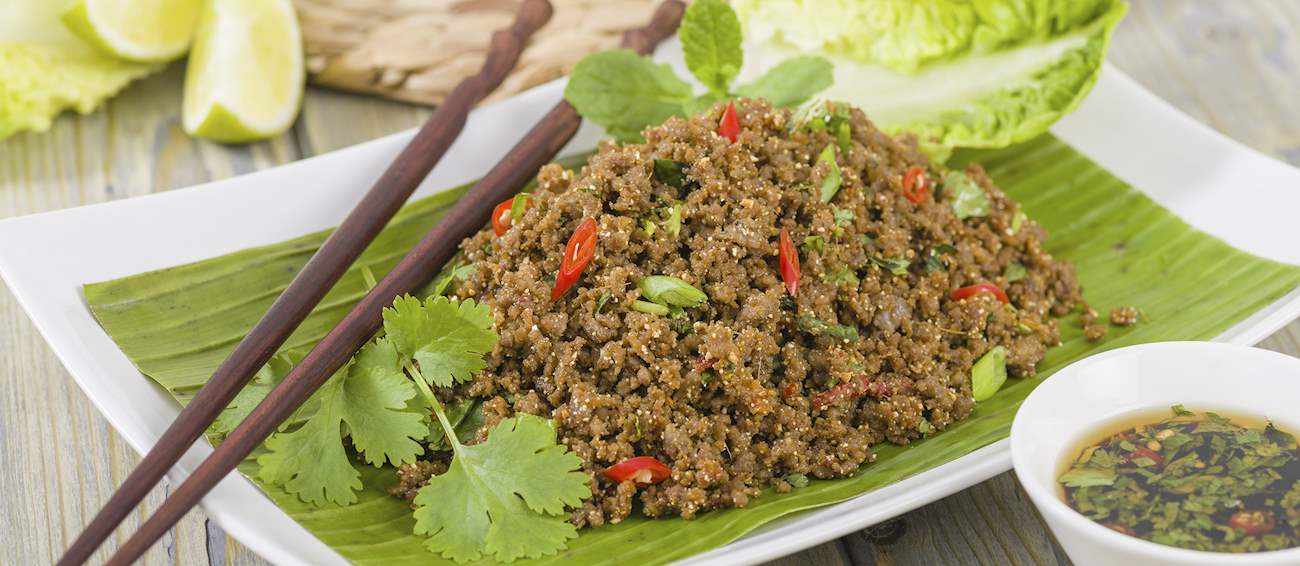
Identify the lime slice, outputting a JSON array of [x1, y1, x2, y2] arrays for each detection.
[[61, 0, 201, 63], [183, 0, 303, 143]]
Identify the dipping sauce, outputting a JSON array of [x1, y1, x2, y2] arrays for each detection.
[[1058, 405, 1300, 553]]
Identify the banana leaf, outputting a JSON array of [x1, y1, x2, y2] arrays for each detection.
[[84, 134, 1300, 565]]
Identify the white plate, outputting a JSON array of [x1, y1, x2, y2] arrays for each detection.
[[4, 49, 1300, 564]]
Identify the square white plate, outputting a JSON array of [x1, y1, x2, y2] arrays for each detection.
[[4, 53, 1300, 564]]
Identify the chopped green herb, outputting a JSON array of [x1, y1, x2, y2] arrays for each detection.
[[797, 316, 858, 341], [1004, 262, 1027, 283], [785, 473, 810, 488], [970, 346, 1007, 402], [822, 268, 859, 286], [925, 244, 956, 273], [638, 275, 708, 308], [663, 201, 683, 237], [641, 218, 657, 236], [701, 370, 716, 385], [594, 291, 613, 314], [946, 170, 991, 219], [653, 159, 688, 189], [871, 256, 910, 276], [1059, 408, 1300, 553], [818, 144, 842, 203], [802, 235, 825, 253], [1058, 466, 1116, 487], [510, 192, 531, 221], [917, 419, 933, 435], [1010, 209, 1028, 234], [430, 261, 476, 298], [832, 207, 854, 227], [632, 299, 670, 316], [789, 98, 854, 152]]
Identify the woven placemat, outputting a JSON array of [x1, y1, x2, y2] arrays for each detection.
[[296, 0, 662, 106]]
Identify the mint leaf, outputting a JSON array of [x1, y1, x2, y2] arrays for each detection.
[[683, 92, 727, 116], [413, 414, 590, 563], [257, 340, 427, 505], [735, 55, 833, 108], [382, 295, 497, 387], [564, 49, 692, 141], [679, 0, 743, 94]]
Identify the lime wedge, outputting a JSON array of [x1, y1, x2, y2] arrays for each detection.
[[183, 0, 303, 143], [61, 0, 201, 63]]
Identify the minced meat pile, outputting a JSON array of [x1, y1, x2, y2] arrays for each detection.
[[391, 98, 1083, 527]]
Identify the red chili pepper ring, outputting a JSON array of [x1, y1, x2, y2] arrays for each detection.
[[901, 166, 928, 204], [602, 456, 671, 485], [551, 217, 598, 301], [951, 283, 1009, 304]]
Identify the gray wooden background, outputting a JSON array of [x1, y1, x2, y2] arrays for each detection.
[[3, 1, 1299, 564]]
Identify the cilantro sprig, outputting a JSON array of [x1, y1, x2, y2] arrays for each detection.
[[564, 0, 832, 141], [222, 290, 590, 561]]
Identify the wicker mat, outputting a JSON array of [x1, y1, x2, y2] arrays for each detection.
[[297, 0, 662, 106]]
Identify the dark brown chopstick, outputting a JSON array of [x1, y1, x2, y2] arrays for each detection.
[[57, 2, 553, 565], [102, 2, 684, 564]]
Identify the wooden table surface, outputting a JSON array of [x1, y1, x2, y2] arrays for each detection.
[[4, 2, 1300, 564]]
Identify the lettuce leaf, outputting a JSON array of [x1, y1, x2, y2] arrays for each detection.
[[0, 1, 157, 139], [734, 0, 1127, 159]]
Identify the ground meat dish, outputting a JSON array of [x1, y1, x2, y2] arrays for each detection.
[[394, 99, 1083, 526]]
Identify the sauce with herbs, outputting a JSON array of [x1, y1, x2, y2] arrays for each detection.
[[1058, 405, 1300, 553]]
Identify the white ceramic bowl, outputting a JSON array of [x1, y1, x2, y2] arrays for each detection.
[[1010, 341, 1300, 566]]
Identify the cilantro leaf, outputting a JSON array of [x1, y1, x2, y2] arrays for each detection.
[[382, 295, 497, 387], [679, 0, 743, 94], [735, 55, 833, 108], [214, 350, 302, 435], [413, 414, 590, 563], [564, 49, 693, 141], [427, 398, 485, 451], [257, 340, 427, 505], [871, 256, 911, 276]]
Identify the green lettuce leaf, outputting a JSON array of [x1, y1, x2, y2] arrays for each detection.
[[734, 0, 1128, 159], [0, 1, 157, 139]]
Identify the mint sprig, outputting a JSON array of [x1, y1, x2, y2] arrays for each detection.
[[564, 0, 833, 141]]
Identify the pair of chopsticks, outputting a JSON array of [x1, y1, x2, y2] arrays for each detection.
[[61, 1, 686, 564]]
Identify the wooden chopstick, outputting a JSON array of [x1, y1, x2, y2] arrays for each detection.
[[101, 2, 685, 564], [56, 2, 554, 565]]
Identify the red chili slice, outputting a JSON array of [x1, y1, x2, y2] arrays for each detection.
[[901, 166, 928, 204], [551, 217, 598, 301], [718, 100, 740, 143], [950, 283, 1009, 304], [1228, 510, 1276, 536], [602, 456, 671, 485], [778, 228, 800, 297], [491, 198, 514, 236]]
